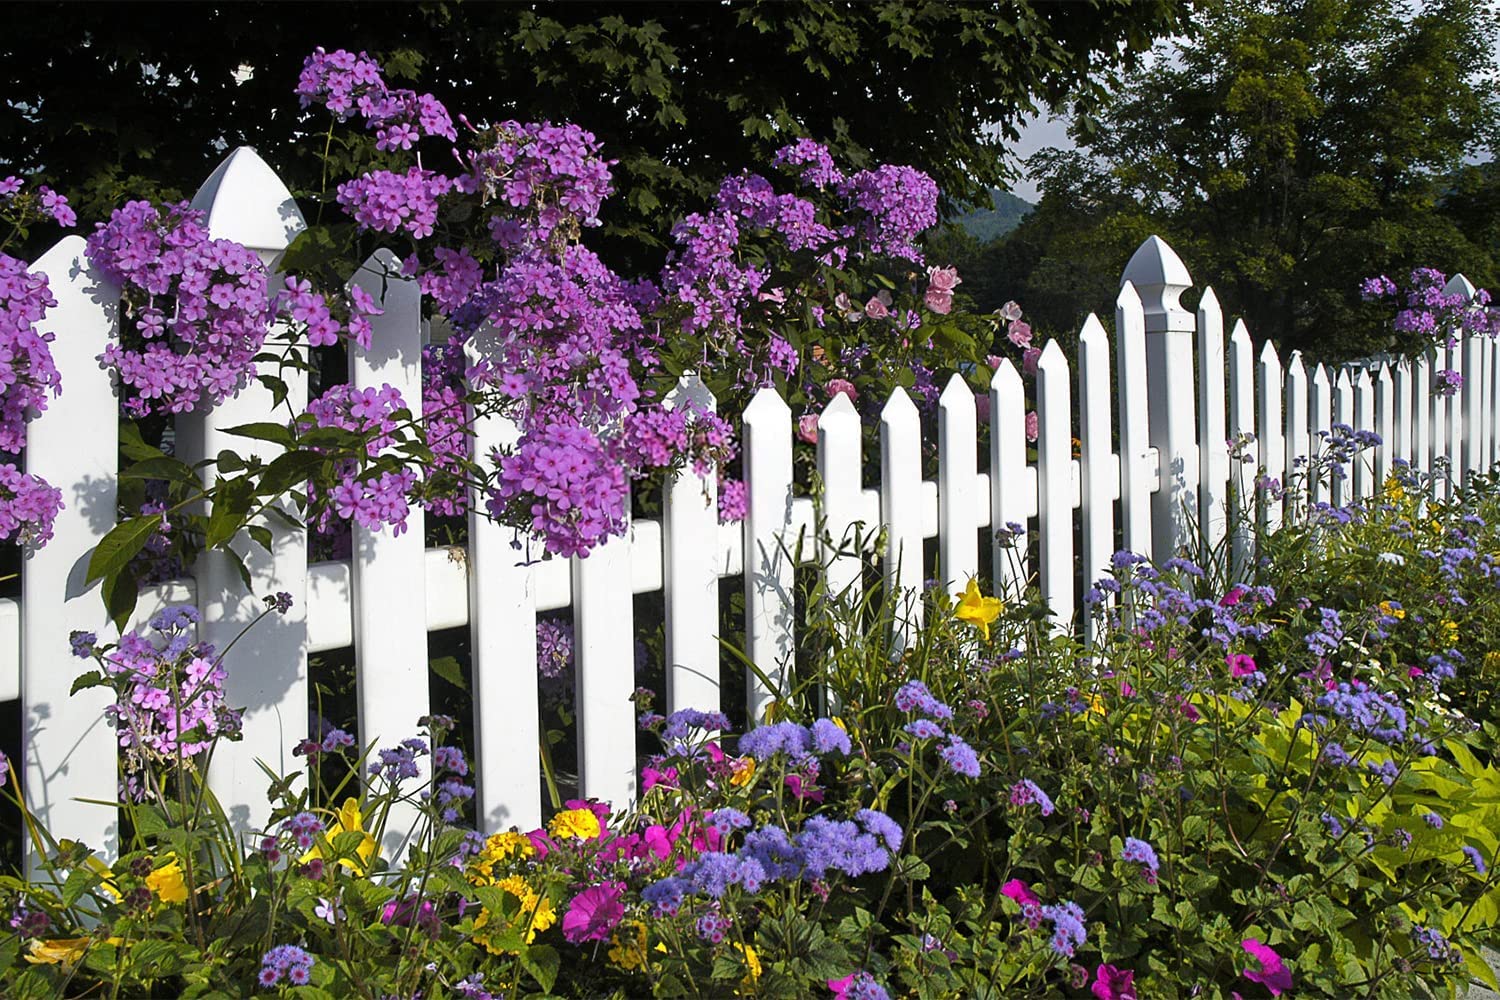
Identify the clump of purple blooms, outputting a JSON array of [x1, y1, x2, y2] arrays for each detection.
[[258, 944, 315, 988]]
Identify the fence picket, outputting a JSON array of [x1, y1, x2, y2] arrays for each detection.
[[348, 249, 429, 856], [1227, 321, 1256, 576], [1355, 370, 1376, 500], [1284, 353, 1309, 516], [1415, 352, 1433, 483], [21, 236, 121, 877], [663, 375, 721, 717], [1393, 360, 1413, 470], [1309, 365, 1333, 508], [1078, 316, 1114, 643], [880, 388, 923, 648], [1196, 289, 1228, 568], [180, 148, 310, 840], [742, 387, 795, 724], [1430, 344, 1449, 498], [1257, 341, 1285, 531], [1036, 342, 1074, 632], [989, 361, 1030, 600], [1375, 364, 1395, 488], [938, 374, 979, 598], [1332, 370, 1355, 507], [1116, 283, 1153, 558], [818, 393, 865, 642]]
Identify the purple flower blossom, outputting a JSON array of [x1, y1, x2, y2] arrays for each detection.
[[1010, 778, 1055, 816], [1040, 900, 1087, 957], [1120, 837, 1160, 882], [259, 945, 314, 989], [939, 736, 981, 778]]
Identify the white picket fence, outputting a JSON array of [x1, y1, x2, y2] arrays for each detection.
[[6, 148, 1496, 877]]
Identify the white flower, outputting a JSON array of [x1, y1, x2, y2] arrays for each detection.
[[1376, 552, 1406, 566]]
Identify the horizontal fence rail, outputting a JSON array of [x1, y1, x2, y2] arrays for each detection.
[[8, 147, 1498, 875]]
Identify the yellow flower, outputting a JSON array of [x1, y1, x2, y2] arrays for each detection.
[[953, 578, 1004, 641], [1442, 620, 1459, 642], [83, 855, 122, 902], [729, 756, 757, 788], [607, 920, 649, 971], [1088, 693, 1107, 716], [145, 855, 189, 905], [735, 941, 763, 981], [548, 808, 601, 840], [24, 935, 122, 969], [1378, 601, 1406, 621], [471, 875, 556, 955], [303, 798, 377, 873], [467, 831, 535, 884]]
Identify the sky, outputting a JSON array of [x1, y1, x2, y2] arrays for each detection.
[[1002, 112, 1076, 203]]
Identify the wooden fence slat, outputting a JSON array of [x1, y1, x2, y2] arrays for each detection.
[[880, 387, 923, 649], [22, 236, 121, 878], [989, 361, 1030, 601], [1256, 341, 1285, 531], [1375, 364, 1395, 489], [1078, 315, 1115, 644], [573, 524, 636, 812], [663, 375, 721, 717], [1354, 369, 1376, 500], [1284, 352, 1309, 516], [1414, 352, 1433, 485], [1430, 344, 1450, 498], [1308, 365, 1333, 508], [1116, 282, 1153, 558], [181, 147, 310, 841], [348, 249, 429, 857], [1196, 289, 1228, 568], [1227, 320, 1256, 576], [1393, 360, 1413, 471], [938, 373, 979, 599], [742, 387, 794, 724], [1036, 341, 1074, 632], [818, 392, 865, 624]]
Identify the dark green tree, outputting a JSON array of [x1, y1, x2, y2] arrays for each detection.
[[0, 1, 1186, 261], [983, 0, 1500, 361]]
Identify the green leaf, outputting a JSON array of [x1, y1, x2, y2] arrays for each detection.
[[205, 476, 255, 548], [87, 516, 159, 585], [222, 422, 295, 448], [119, 455, 200, 486], [429, 655, 468, 691], [60, 864, 97, 906], [119, 420, 166, 462], [259, 451, 326, 497], [70, 670, 105, 696], [216, 449, 246, 474], [103, 564, 141, 633], [247, 525, 274, 553], [521, 943, 560, 993]]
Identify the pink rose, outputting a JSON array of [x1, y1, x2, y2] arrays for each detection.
[[826, 378, 858, 402], [926, 265, 961, 291], [1023, 347, 1042, 375], [986, 354, 1005, 370], [998, 300, 1023, 322], [797, 413, 820, 445], [1025, 410, 1039, 442], [864, 290, 892, 319], [975, 391, 991, 423], [924, 287, 953, 314], [1007, 320, 1033, 347]]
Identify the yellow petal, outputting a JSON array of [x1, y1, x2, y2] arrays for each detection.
[[145, 858, 189, 905], [25, 936, 92, 966]]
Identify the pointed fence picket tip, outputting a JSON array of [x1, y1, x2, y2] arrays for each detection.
[[1037, 339, 1067, 367], [880, 384, 918, 419], [1116, 280, 1143, 310], [819, 391, 860, 424], [990, 357, 1025, 392], [1258, 339, 1280, 364], [190, 146, 306, 255], [1287, 350, 1305, 375], [1356, 370, 1373, 389], [665, 371, 715, 410], [1079, 313, 1108, 340], [1444, 273, 1479, 300], [743, 385, 791, 421], [1312, 363, 1332, 387], [1336, 369, 1353, 389], [1229, 318, 1252, 345], [1198, 286, 1221, 315], [938, 371, 974, 404]]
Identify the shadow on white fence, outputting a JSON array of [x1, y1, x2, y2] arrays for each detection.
[[7, 148, 1497, 877]]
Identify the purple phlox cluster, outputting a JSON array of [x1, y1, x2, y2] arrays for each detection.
[[1360, 275, 1398, 300], [1039, 900, 1088, 957], [1120, 837, 1160, 883], [0, 252, 62, 458], [302, 382, 417, 536], [1314, 680, 1409, 746], [337, 167, 455, 240], [1463, 845, 1488, 874], [369, 736, 429, 784], [417, 337, 472, 516], [1, 176, 76, 228], [87, 200, 274, 417], [717, 476, 749, 523], [296, 48, 456, 149], [0, 462, 63, 548], [830, 971, 893, 1000], [469, 121, 615, 248], [536, 617, 575, 687], [453, 973, 494, 1000], [258, 944, 314, 989], [1374, 266, 1500, 345], [1435, 368, 1464, 396], [1010, 779, 1056, 816], [843, 163, 939, 262], [771, 139, 844, 190], [99, 607, 241, 784]]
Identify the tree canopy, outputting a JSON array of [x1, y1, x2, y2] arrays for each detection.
[[962, 0, 1500, 362], [0, 1, 1186, 261]]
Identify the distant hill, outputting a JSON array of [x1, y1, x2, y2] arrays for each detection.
[[954, 189, 1035, 243]]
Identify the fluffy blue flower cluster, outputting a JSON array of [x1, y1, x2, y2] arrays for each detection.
[[894, 680, 981, 778], [737, 718, 850, 761]]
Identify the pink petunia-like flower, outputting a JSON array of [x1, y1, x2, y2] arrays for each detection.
[[1227, 653, 1258, 678], [561, 881, 626, 943], [1092, 964, 1137, 1000], [1000, 878, 1040, 907], [1242, 938, 1292, 996], [926, 265, 961, 292], [925, 287, 953, 314], [1025, 410, 1039, 442], [864, 290, 892, 319], [797, 413, 821, 445]]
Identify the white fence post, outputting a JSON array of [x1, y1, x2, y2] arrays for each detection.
[[1414, 352, 1433, 487], [1284, 352, 1309, 517], [989, 362, 1030, 601], [663, 375, 721, 716], [348, 249, 429, 857], [1123, 236, 1198, 562], [1196, 289, 1228, 569], [179, 147, 309, 840], [1227, 321, 1256, 577], [22, 236, 121, 878], [1393, 360, 1412, 473], [938, 374, 979, 599], [1078, 315, 1115, 643], [1035, 341, 1074, 633], [1309, 365, 1333, 508], [1354, 370, 1375, 500], [818, 393, 865, 627], [742, 388, 794, 723], [1430, 344, 1449, 499], [1333, 370, 1355, 507], [880, 388, 923, 649], [1375, 363, 1395, 489], [1116, 283, 1153, 559], [573, 524, 636, 812]]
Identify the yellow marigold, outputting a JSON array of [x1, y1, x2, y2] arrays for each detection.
[[548, 807, 601, 840], [1443, 620, 1459, 642], [145, 855, 188, 905], [471, 875, 556, 955], [728, 756, 757, 788], [953, 578, 1003, 641], [1378, 601, 1406, 620], [25, 935, 122, 969], [303, 798, 377, 873], [1088, 693, 1107, 716], [468, 831, 535, 884], [735, 941, 762, 982], [607, 920, 649, 971]]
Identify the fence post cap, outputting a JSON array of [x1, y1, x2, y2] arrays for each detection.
[[1444, 273, 1478, 300], [1121, 235, 1193, 333], [191, 146, 306, 266]]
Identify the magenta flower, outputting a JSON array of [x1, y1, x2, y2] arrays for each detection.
[[1092, 964, 1137, 1000], [1000, 878, 1040, 907], [1227, 653, 1258, 678], [1242, 938, 1292, 996], [561, 881, 625, 943]]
